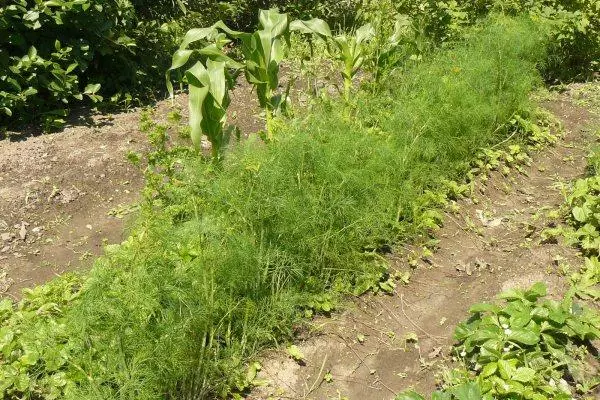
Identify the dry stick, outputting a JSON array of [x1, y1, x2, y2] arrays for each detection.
[[400, 294, 448, 342], [334, 376, 380, 386], [489, 129, 518, 150], [488, 111, 518, 149], [372, 377, 397, 395], [330, 332, 375, 375], [378, 296, 446, 343], [350, 350, 377, 374], [347, 314, 391, 337], [444, 213, 490, 246], [331, 333, 364, 361], [304, 354, 328, 398]]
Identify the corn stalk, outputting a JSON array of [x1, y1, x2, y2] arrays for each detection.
[[372, 15, 421, 84], [166, 27, 242, 158], [291, 20, 375, 101], [167, 9, 332, 152], [213, 9, 293, 139], [186, 60, 236, 159]]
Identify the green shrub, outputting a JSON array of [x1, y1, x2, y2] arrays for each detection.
[[131, 0, 363, 29], [0, 0, 177, 127], [532, 0, 600, 81]]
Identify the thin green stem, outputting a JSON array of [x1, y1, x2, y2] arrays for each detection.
[[265, 107, 273, 141], [344, 75, 352, 102]]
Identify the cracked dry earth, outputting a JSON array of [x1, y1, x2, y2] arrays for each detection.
[[248, 89, 600, 400]]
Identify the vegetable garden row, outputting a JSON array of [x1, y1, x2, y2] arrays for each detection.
[[1, 0, 599, 399]]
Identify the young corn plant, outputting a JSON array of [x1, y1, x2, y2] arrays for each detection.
[[291, 19, 375, 101], [187, 60, 238, 159], [166, 27, 242, 158], [372, 15, 423, 84], [213, 9, 294, 139]]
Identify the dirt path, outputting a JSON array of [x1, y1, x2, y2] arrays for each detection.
[[248, 87, 600, 400]]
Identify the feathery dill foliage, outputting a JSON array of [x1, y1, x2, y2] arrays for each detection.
[[1, 16, 547, 400]]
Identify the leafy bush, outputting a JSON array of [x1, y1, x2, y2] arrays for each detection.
[[532, 0, 600, 81], [0, 0, 177, 127], [455, 282, 600, 399], [131, 0, 363, 29]]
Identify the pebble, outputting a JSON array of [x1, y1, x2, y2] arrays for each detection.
[[19, 223, 27, 240]]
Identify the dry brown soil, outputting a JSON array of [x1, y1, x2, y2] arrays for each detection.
[[248, 89, 600, 400]]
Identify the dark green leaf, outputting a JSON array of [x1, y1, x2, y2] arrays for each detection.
[[508, 329, 539, 345]]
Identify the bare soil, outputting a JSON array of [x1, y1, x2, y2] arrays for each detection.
[[248, 88, 600, 400]]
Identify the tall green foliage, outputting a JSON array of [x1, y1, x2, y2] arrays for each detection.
[[168, 9, 312, 147], [186, 60, 236, 157], [292, 19, 376, 101], [165, 27, 241, 154], [216, 9, 295, 136], [0, 0, 177, 128], [532, 0, 600, 80]]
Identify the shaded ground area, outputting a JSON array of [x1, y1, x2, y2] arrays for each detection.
[[248, 86, 600, 399]]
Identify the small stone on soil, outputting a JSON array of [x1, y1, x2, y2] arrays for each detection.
[[19, 223, 27, 240]]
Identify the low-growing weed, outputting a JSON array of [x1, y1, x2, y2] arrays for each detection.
[[455, 282, 600, 399], [397, 381, 482, 400], [564, 175, 600, 255]]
